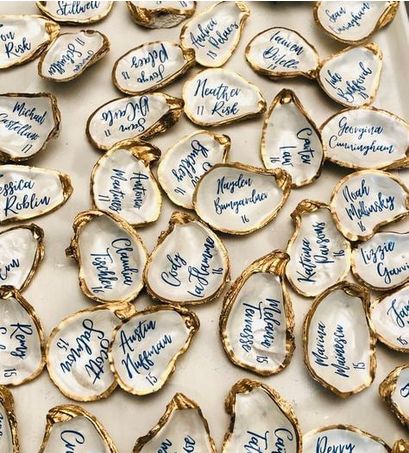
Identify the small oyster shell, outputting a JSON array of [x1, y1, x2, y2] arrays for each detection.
[[38, 405, 118, 453], [246, 27, 320, 79], [0, 15, 59, 69], [38, 30, 109, 82], [36, 1, 114, 24], [66, 210, 147, 304], [317, 43, 383, 108], [379, 364, 409, 427], [86, 93, 184, 151], [0, 92, 60, 162], [46, 303, 132, 402], [90, 142, 162, 226], [286, 200, 351, 297], [330, 170, 409, 242], [321, 107, 409, 170], [220, 251, 295, 376], [133, 393, 216, 453], [303, 282, 375, 398], [180, 1, 249, 68], [352, 231, 409, 291], [127, 1, 196, 29], [193, 163, 292, 235], [0, 386, 19, 453], [113, 41, 195, 95], [303, 425, 390, 452], [313, 1, 399, 45], [222, 379, 302, 453], [0, 286, 45, 386], [144, 211, 229, 305], [109, 304, 199, 396], [157, 130, 230, 209], [260, 89, 324, 187], [183, 69, 266, 127], [393, 440, 409, 453], [0, 224, 44, 291]]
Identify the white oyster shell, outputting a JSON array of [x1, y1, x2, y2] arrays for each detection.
[[91, 144, 162, 226], [304, 282, 375, 398], [144, 212, 229, 305], [286, 200, 351, 297], [352, 231, 409, 291], [158, 130, 230, 209], [0, 165, 72, 224], [36, 1, 113, 24], [86, 93, 183, 150], [317, 43, 382, 107], [321, 107, 409, 170], [0, 15, 59, 69], [193, 163, 291, 235], [330, 170, 409, 241], [380, 364, 409, 426], [38, 30, 109, 82], [0, 93, 60, 162], [113, 41, 195, 95], [261, 89, 323, 187], [183, 69, 266, 127], [109, 305, 199, 395], [246, 27, 319, 79], [180, 1, 249, 68], [0, 386, 18, 453]]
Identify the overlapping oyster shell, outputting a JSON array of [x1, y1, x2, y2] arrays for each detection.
[[379, 364, 409, 426], [36, 1, 114, 24], [193, 163, 292, 235], [113, 41, 195, 95], [86, 93, 184, 150], [144, 211, 229, 305], [66, 210, 147, 304], [90, 143, 162, 226], [220, 251, 295, 376], [286, 200, 351, 297], [109, 304, 199, 396], [180, 1, 249, 67], [0, 386, 19, 452], [0, 93, 60, 162], [303, 282, 375, 398]]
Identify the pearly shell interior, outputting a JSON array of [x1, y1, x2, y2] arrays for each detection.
[[37, 1, 113, 24], [390, 366, 409, 423]]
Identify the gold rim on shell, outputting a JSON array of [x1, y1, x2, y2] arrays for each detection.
[[0, 385, 19, 452], [127, 1, 196, 28]]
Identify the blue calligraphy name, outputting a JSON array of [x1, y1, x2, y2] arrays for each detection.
[[0, 257, 20, 281], [326, 2, 371, 36], [56, 1, 101, 16], [263, 30, 304, 70], [193, 77, 240, 117], [244, 428, 294, 453], [60, 429, 85, 452], [101, 97, 149, 134], [0, 23, 31, 59], [316, 435, 355, 453], [387, 298, 409, 328]]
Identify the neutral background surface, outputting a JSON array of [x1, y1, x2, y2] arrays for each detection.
[[1, 1, 408, 451]]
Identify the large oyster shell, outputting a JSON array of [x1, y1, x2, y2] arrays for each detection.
[[36, 1, 114, 24], [0, 386, 19, 453], [379, 364, 409, 427]]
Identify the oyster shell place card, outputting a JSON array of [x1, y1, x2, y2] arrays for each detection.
[[183, 69, 266, 127], [0, 15, 59, 69], [144, 211, 229, 305], [0, 92, 60, 163], [303, 282, 375, 398], [286, 200, 351, 298], [109, 305, 199, 396], [113, 41, 195, 95], [220, 251, 295, 376], [133, 393, 216, 453], [127, 1, 196, 29], [66, 210, 147, 304], [379, 364, 409, 426], [303, 425, 390, 453], [0, 386, 19, 453], [222, 379, 301, 453], [86, 93, 184, 150], [157, 130, 230, 209], [352, 231, 409, 291], [38, 405, 118, 453], [313, 1, 399, 45], [0, 286, 45, 386], [38, 30, 109, 82], [36, 1, 114, 24], [91, 143, 162, 226], [330, 170, 409, 242], [193, 163, 292, 235], [0, 165, 72, 224], [317, 43, 383, 108], [321, 107, 409, 170], [260, 89, 323, 187], [246, 27, 320, 80], [180, 1, 249, 68]]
